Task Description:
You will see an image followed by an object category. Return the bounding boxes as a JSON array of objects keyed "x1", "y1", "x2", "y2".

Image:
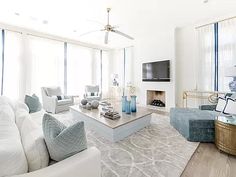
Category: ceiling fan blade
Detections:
[
  {"x1": 79, "y1": 29, "x2": 104, "y2": 37},
  {"x1": 105, "y1": 31, "x2": 109, "y2": 44},
  {"x1": 112, "y1": 30, "x2": 134, "y2": 40}
]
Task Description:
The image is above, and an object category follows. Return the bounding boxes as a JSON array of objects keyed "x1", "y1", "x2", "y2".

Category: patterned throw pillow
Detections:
[
  {"x1": 223, "y1": 98, "x2": 236, "y2": 115},
  {"x1": 24, "y1": 94, "x2": 42, "y2": 113},
  {"x1": 215, "y1": 97, "x2": 227, "y2": 112},
  {"x1": 42, "y1": 114, "x2": 87, "y2": 161}
]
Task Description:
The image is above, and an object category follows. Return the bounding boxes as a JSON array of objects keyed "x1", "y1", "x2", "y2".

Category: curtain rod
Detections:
[{"x1": 195, "y1": 16, "x2": 236, "y2": 29}]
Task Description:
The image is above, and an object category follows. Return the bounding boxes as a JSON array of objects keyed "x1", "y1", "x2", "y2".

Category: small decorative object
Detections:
[
  {"x1": 111, "y1": 74, "x2": 119, "y2": 86},
  {"x1": 91, "y1": 100, "x2": 99, "y2": 109},
  {"x1": 225, "y1": 66, "x2": 236, "y2": 92},
  {"x1": 131, "y1": 95, "x2": 137, "y2": 112},
  {"x1": 86, "y1": 102, "x2": 92, "y2": 110},
  {"x1": 101, "y1": 111, "x2": 120, "y2": 120},
  {"x1": 126, "y1": 100, "x2": 131, "y2": 114},
  {"x1": 122, "y1": 96, "x2": 127, "y2": 112},
  {"x1": 81, "y1": 99, "x2": 88, "y2": 106}
]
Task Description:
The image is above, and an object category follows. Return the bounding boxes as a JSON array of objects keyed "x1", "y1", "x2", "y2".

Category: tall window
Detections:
[
  {"x1": 67, "y1": 44, "x2": 93, "y2": 97},
  {"x1": 218, "y1": 18, "x2": 236, "y2": 92},
  {"x1": 3, "y1": 31, "x2": 24, "y2": 100},
  {"x1": 197, "y1": 25, "x2": 215, "y2": 91},
  {"x1": 101, "y1": 51, "x2": 110, "y2": 98},
  {"x1": 0, "y1": 30, "x2": 3, "y2": 94},
  {"x1": 28, "y1": 36, "x2": 64, "y2": 97},
  {"x1": 197, "y1": 18, "x2": 236, "y2": 92}
]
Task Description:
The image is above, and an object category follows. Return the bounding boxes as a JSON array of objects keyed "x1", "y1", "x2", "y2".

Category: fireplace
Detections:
[{"x1": 146, "y1": 90, "x2": 166, "y2": 107}]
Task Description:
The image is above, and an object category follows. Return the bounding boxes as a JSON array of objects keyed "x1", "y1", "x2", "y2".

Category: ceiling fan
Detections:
[{"x1": 80, "y1": 8, "x2": 134, "y2": 44}]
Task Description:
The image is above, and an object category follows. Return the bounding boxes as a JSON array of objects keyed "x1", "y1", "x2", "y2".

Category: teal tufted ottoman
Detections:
[{"x1": 170, "y1": 108, "x2": 218, "y2": 142}]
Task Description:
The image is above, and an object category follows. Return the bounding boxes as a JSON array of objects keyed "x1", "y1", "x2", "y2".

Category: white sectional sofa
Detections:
[{"x1": 0, "y1": 96, "x2": 101, "y2": 177}]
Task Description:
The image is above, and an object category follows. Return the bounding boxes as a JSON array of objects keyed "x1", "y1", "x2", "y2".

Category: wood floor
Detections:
[{"x1": 181, "y1": 143, "x2": 236, "y2": 177}]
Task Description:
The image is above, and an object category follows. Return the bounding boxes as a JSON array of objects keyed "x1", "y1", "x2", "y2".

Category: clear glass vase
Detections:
[
  {"x1": 122, "y1": 96, "x2": 127, "y2": 112},
  {"x1": 131, "y1": 95, "x2": 137, "y2": 112}
]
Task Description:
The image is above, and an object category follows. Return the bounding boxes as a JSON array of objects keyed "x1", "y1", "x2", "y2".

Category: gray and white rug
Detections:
[{"x1": 34, "y1": 111, "x2": 199, "y2": 177}]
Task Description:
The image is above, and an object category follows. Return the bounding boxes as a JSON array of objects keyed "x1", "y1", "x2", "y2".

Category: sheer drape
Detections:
[
  {"x1": 28, "y1": 36, "x2": 64, "y2": 97},
  {"x1": 3, "y1": 31, "x2": 24, "y2": 100},
  {"x1": 67, "y1": 44, "x2": 93, "y2": 97},
  {"x1": 218, "y1": 18, "x2": 236, "y2": 92},
  {"x1": 197, "y1": 25, "x2": 215, "y2": 91},
  {"x1": 101, "y1": 51, "x2": 110, "y2": 98}
]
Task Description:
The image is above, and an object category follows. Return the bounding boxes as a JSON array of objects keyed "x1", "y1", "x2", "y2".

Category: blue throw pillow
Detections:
[
  {"x1": 24, "y1": 94, "x2": 42, "y2": 113},
  {"x1": 42, "y1": 114, "x2": 87, "y2": 161}
]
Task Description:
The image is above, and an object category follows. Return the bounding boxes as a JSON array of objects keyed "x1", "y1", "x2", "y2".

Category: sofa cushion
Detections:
[
  {"x1": 25, "y1": 94, "x2": 42, "y2": 113},
  {"x1": 19, "y1": 110, "x2": 49, "y2": 172},
  {"x1": 46, "y1": 87, "x2": 62, "y2": 97},
  {"x1": 0, "y1": 104, "x2": 28, "y2": 176},
  {"x1": 57, "y1": 99, "x2": 72, "y2": 106},
  {"x1": 42, "y1": 114, "x2": 87, "y2": 161}
]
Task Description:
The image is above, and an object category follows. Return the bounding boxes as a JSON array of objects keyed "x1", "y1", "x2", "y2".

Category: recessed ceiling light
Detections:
[
  {"x1": 203, "y1": 0, "x2": 209, "y2": 3},
  {"x1": 73, "y1": 30, "x2": 77, "y2": 33},
  {"x1": 42, "y1": 20, "x2": 48, "y2": 24},
  {"x1": 14, "y1": 12, "x2": 20, "y2": 16}
]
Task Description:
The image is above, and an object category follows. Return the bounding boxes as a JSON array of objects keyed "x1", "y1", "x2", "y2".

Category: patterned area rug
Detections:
[{"x1": 34, "y1": 111, "x2": 199, "y2": 177}]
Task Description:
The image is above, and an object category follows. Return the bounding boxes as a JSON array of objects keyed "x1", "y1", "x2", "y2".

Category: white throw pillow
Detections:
[
  {"x1": 223, "y1": 98, "x2": 236, "y2": 115},
  {"x1": 20, "y1": 112, "x2": 49, "y2": 172},
  {"x1": 215, "y1": 97, "x2": 227, "y2": 112},
  {"x1": 0, "y1": 104, "x2": 28, "y2": 176}
]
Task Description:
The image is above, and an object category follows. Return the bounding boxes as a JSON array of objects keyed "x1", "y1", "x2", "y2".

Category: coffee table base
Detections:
[{"x1": 71, "y1": 110, "x2": 151, "y2": 142}]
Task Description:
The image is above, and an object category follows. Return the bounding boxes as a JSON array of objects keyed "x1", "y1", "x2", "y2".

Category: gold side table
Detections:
[{"x1": 215, "y1": 116, "x2": 236, "y2": 156}]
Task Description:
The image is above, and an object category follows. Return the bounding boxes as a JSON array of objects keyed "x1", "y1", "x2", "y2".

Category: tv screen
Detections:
[{"x1": 142, "y1": 60, "x2": 170, "y2": 82}]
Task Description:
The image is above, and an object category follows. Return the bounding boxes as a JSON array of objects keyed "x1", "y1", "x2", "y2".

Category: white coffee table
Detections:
[{"x1": 70, "y1": 104, "x2": 152, "y2": 142}]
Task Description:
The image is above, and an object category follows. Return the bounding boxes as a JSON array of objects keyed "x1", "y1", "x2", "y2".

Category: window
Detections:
[
  {"x1": 67, "y1": 44, "x2": 93, "y2": 97},
  {"x1": 218, "y1": 18, "x2": 236, "y2": 92},
  {"x1": 0, "y1": 30, "x2": 2, "y2": 94},
  {"x1": 197, "y1": 18, "x2": 236, "y2": 92},
  {"x1": 197, "y1": 25, "x2": 215, "y2": 91},
  {"x1": 3, "y1": 31, "x2": 24, "y2": 100},
  {"x1": 101, "y1": 51, "x2": 110, "y2": 98},
  {"x1": 28, "y1": 36, "x2": 64, "y2": 97}
]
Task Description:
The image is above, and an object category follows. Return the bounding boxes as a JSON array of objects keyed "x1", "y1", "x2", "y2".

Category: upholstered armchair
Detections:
[
  {"x1": 41, "y1": 87, "x2": 74, "y2": 114},
  {"x1": 84, "y1": 85, "x2": 101, "y2": 101}
]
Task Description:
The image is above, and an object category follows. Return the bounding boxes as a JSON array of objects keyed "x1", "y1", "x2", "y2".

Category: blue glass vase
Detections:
[
  {"x1": 126, "y1": 100, "x2": 131, "y2": 114},
  {"x1": 131, "y1": 95, "x2": 137, "y2": 112},
  {"x1": 122, "y1": 96, "x2": 127, "y2": 112}
]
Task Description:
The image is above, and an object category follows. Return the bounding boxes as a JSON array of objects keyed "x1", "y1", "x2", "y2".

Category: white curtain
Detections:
[
  {"x1": 197, "y1": 25, "x2": 215, "y2": 91},
  {"x1": 3, "y1": 31, "x2": 24, "y2": 100},
  {"x1": 27, "y1": 36, "x2": 64, "y2": 97},
  {"x1": 67, "y1": 44, "x2": 93, "y2": 97},
  {"x1": 0, "y1": 30, "x2": 2, "y2": 93},
  {"x1": 124, "y1": 47, "x2": 134, "y2": 85},
  {"x1": 218, "y1": 18, "x2": 236, "y2": 92},
  {"x1": 101, "y1": 51, "x2": 110, "y2": 98}
]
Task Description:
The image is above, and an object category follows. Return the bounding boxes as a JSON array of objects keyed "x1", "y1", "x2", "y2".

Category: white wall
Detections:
[{"x1": 133, "y1": 28, "x2": 176, "y2": 110}]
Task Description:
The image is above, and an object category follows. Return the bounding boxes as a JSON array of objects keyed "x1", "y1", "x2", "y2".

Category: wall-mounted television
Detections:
[{"x1": 142, "y1": 60, "x2": 170, "y2": 82}]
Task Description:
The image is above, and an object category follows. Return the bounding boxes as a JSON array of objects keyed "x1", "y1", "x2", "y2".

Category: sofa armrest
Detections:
[
  {"x1": 199, "y1": 104, "x2": 217, "y2": 111},
  {"x1": 12, "y1": 147, "x2": 101, "y2": 177}
]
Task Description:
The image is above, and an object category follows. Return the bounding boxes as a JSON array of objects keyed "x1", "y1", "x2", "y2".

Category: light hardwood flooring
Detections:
[{"x1": 181, "y1": 143, "x2": 236, "y2": 177}]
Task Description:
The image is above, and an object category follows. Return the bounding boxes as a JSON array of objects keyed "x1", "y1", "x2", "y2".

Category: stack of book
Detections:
[{"x1": 101, "y1": 111, "x2": 120, "y2": 120}]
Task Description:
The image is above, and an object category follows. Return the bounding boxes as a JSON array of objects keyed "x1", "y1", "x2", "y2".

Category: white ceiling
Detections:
[{"x1": 0, "y1": 0, "x2": 235, "y2": 48}]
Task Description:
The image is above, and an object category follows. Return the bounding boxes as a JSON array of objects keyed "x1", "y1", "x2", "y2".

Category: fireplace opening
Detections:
[{"x1": 147, "y1": 90, "x2": 166, "y2": 108}]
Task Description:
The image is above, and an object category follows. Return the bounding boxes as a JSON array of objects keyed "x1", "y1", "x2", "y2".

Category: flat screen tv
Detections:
[{"x1": 142, "y1": 60, "x2": 170, "y2": 82}]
